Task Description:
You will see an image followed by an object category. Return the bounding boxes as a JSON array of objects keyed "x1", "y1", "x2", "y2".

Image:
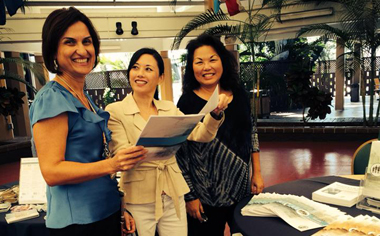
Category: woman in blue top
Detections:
[{"x1": 29, "y1": 7, "x2": 146, "y2": 236}]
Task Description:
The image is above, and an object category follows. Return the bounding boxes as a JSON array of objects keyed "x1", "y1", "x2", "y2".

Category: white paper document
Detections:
[
  {"x1": 18, "y1": 157, "x2": 47, "y2": 204},
  {"x1": 198, "y1": 85, "x2": 219, "y2": 115},
  {"x1": 312, "y1": 182, "x2": 360, "y2": 207},
  {"x1": 5, "y1": 209, "x2": 39, "y2": 224},
  {"x1": 136, "y1": 86, "x2": 219, "y2": 162},
  {"x1": 241, "y1": 193, "x2": 347, "y2": 232}
]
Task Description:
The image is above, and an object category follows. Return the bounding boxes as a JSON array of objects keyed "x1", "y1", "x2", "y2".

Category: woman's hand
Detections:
[
  {"x1": 109, "y1": 146, "x2": 147, "y2": 172},
  {"x1": 122, "y1": 210, "x2": 136, "y2": 235},
  {"x1": 251, "y1": 172, "x2": 264, "y2": 194},
  {"x1": 212, "y1": 93, "x2": 229, "y2": 115},
  {"x1": 186, "y1": 199, "x2": 205, "y2": 222}
]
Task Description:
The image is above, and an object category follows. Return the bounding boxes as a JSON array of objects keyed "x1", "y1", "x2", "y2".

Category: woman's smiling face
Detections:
[
  {"x1": 56, "y1": 21, "x2": 95, "y2": 79},
  {"x1": 192, "y1": 45, "x2": 223, "y2": 89},
  {"x1": 129, "y1": 54, "x2": 163, "y2": 96}
]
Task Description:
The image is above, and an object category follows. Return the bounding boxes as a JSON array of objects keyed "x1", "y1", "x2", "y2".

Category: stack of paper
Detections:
[
  {"x1": 5, "y1": 209, "x2": 39, "y2": 224},
  {"x1": 312, "y1": 182, "x2": 360, "y2": 207},
  {"x1": 312, "y1": 214, "x2": 380, "y2": 236},
  {"x1": 0, "y1": 202, "x2": 11, "y2": 213},
  {"x1": 241, "y1": 193, "x2": 347, "y2": 232}
]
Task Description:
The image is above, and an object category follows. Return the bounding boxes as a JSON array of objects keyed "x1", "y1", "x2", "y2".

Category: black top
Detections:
[{"x1": 176, "y1": 86, "x2": 259, "y2": 206}]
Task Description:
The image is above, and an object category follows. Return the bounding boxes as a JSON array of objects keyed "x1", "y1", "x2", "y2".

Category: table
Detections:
[
  {"x1": 232, "y1": 176, "x2": 377, "y2": 236},
  {"x1": 0, "y1": 182, "x2": 48, "y2": 236}
]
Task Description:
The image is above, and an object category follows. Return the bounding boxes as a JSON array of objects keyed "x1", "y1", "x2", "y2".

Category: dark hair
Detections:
[
  {"x1": 42, "y1": 7, "x2": 100, "y2": 74},
  {"x1": 126, "y1": 48, "x2": 165, "y2": 81},
  {"x1": 183, "y1": 33, "x2": 240, "y2": 94}
]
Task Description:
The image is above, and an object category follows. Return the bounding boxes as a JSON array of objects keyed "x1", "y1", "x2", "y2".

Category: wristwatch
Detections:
[{"x1": 210, "y1": 111, "x2": 224, "y2": 120}]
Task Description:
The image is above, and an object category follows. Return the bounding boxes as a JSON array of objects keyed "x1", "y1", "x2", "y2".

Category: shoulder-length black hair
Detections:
[
  {"x1": 42, "y1": 7, "x2": 100, "y2": 74},
  {"x1": 126, "y1": 48, "x2": 165, "y2": 81},
  {"x1": 183, "y1": 33, "x2": 240, "y2": 94}
]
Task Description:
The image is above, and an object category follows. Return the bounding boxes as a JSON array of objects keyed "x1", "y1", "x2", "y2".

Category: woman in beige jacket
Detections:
[{"x1": 106, "y1": 48, "x2": 227, "y2": 236}]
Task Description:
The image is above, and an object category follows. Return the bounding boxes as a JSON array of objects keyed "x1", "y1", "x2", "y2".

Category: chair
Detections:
[{"x1": 351, "y1": 139, "x2": 377, "y2": 174}]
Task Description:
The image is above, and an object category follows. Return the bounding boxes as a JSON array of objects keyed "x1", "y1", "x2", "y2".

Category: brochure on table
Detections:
[
  {"x1": 136, "y1": 85, "x2": 219, "y2": 162},
  {"x1": 5, "y1": 209, "x2": 40, "y2": 224},
  {"x1": 241, "y1": 192, "x2": 347, "y2": 232},
  {"x1": 356, "y1": 140, "x2": 380, "y2": 214},
  {"x1": 312, "y1": 182, "x2": 360, "y2": 207},
  {"x1": 312, "y1": 214, "x2": 380, "y2": 236},
  {"x1": 18, "y1": 157, "x2": 47, "y2": 204}
]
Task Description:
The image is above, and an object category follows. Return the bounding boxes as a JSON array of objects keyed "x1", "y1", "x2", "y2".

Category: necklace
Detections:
[
  {"x1": 56, "y1": 75, "x2": 92, "y2": 111},
  {"x1": 55, "y1": 75, "x2": 115, "y2": 178}
]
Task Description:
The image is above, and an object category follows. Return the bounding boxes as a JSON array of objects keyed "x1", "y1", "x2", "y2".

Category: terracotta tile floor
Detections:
[
  {"x1": 0, "y1": 161, "x2": 19, "y2": 185},
  {"x1": 0, "y1": 140, "x2": 361, "y2": 186},
  {"x1": 259, "y1": 140, "x2": 362, "y2": 187}
]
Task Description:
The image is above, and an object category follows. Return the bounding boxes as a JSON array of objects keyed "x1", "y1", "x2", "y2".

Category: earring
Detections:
[{"x1": 54, "y1": 59, "x2": 58, "y2": 70}]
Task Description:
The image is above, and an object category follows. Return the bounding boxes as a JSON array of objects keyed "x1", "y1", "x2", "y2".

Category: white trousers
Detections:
[{"x1": 125, "y1": 195, "x2": 187, "y2": 236}]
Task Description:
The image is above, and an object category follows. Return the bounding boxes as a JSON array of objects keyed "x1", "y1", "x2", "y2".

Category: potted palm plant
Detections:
[
  {"x1": 263, "y1": 0, "x2": 380, "y2": 126},
  {"x1": 0, "y1": 56, "x2": 46, "y2": 137}
]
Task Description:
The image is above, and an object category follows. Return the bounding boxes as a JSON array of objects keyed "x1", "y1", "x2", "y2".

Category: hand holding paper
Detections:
[
  {"x1": 212, "y1": 93, "x2": 229, "y2": 115},
  {"x1": 136, "y1": 85, "x2": 221, "y2": 162},
  {"x1": 199, "y1": 85, "x2": 220, "y2": 115}
]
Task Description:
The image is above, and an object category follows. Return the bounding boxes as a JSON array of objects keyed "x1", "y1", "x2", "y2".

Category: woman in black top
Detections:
[{"x1": 176, "y1": 34, "x2": 264, "y2": 236}]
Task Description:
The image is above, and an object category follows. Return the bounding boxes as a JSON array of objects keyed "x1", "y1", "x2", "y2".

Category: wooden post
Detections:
[
  {"x1": 0, "y1": 52, "x2": 15, "y2": 141},
  {"x1": 34, "y1": 54, "x2": 50, "y2": 91},
  {"x1": 225, "y1": 44, "x2": 240, "y2": 73},
  {"x1": 159, "y1": 51, "x2": 174, "y2": 102},
  {"x1": 4, "y1": 51, "x2": 32, "y2": 138},
  {"x1": 204, "y1": 0, "x2": 214, "y2": 11},
  {"x1": 353, "y1": 44, "x2": 361, "y2": 85},
  {"x1": 335, "y1": 38, "x2": 345, "y2": 110}
]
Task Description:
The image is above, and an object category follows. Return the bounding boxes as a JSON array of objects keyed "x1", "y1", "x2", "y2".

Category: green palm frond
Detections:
[
  {"x1": 0, "y1": 73, "x2": 37, "y2": 93},
  {"x1": 374, "y1": 34, "x2": 380, "y2": 48},
  {"x1": 171, "y1": 9, "x2": 231, "y2": 49},
  {"x1": 0, "y1": 57, "x2": 46, "y2": 94},
  {"x1": 0, "y1": 27, "x2": 13, "y2": 33},
  {"x1": 203, "y1": 24, "x2": 250, "y2": 47},
  {"x1": 249, "y1": 14, "x2": 274, "y2": 41},
  {"x1": 297, "y1": 24, "x2": 349, "y2": 42},
  {"x1": 203, "y1": 24, "x2": 242, "y2": 37}
]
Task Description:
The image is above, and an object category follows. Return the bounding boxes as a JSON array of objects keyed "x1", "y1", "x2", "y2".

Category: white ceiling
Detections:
[{"x1": 23, "y1": 0, "x2": 206, "y2": 14}]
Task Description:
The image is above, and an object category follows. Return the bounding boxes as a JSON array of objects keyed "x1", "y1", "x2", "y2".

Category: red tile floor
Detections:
[{"x1": 0, "y1": 140, "x2": 362, "y2": 187}]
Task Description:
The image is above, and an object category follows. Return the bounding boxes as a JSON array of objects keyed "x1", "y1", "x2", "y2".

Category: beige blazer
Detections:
[{"x1": 106, "y1": 94, "x2": 222, "y2": 220}]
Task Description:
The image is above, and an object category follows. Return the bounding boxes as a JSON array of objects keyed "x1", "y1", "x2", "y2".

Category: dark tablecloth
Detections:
[
  {"x1": 0, "y1": 182, "x2": 48, "y2": 236},
  {"x1": 233, "y1": 176, "x2": 377, "y2": 236}
]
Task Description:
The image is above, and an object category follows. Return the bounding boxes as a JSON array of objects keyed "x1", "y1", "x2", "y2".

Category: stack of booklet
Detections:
[
  {"x1": 5, "y1": 209, "x2": 39, "y2": 224},
  {"x1": 312, "y1": 182, "x2": 361, "y2": 207},
  {"x1": 312, "y1": 214, "x2": 380, "y2": 235},
  {"x1": 241, "y1": 193, "x2": 347, "y2": 232}
]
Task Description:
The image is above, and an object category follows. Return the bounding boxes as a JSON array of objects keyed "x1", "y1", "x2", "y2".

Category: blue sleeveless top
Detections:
[{"x1": 29, "y1": 81, "x2": 120, "y2": 229}]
